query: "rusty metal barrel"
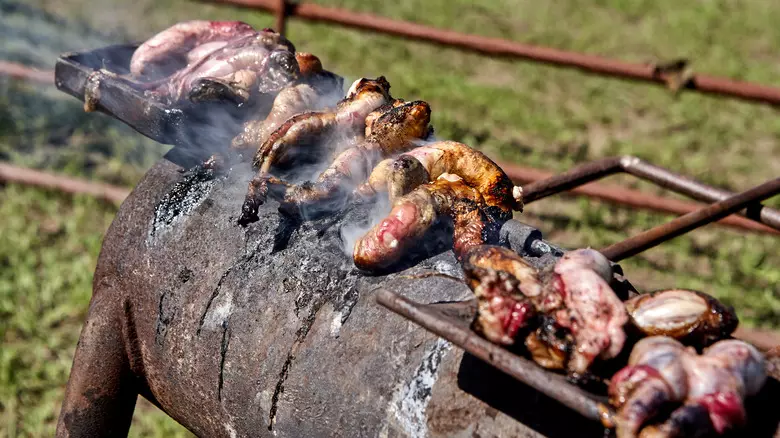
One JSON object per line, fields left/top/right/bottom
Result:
{"left": 56, "top": 158, "right": 613, "bottom": 438}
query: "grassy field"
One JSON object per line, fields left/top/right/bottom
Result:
{"left": 1, "top": 0, "right": 779, "bottom": 435}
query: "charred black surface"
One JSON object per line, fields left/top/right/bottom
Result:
{"left": 150, "top": 166, "right": 220, "bottom": 239}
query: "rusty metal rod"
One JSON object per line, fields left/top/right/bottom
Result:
{"left": 0, "top": 60, "right": 53, "bottom": 84}
{"left": 600, "top": 177, "right": 780, "bottom": 261}
{"left": 274, "top": 0, "right": 288, "bottom": 35}
{"left": 518, "top": 156, "right": 780, "bottom": 232}
{"left": 207, "top": 0, "right": 780, "bottom": 106}
{"left": 0, "top": 162, "right": 129, "bottom": 204}
{"left": 499, "top": 161, "right": 777, "bottom": 234}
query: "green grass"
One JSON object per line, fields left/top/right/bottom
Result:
{"left": 1, "top": 0, "right": 779, "bottom": 435}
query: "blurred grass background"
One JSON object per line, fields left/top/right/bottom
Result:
{"left": 1, "top": 0, "right": 778, "bottom": 435}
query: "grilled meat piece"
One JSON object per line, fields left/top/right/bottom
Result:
{"left": 625, "top": 289, "right": 738, "bottom": 346}
{"left": 462, "top": 245, "right": 545, "bottom": 306}
{"left": 609, "top": 337, "right": 767, "bottom": 438}
{"left": 129, "top": 20, "right": 261, "bottom": 79}
{"left": 159, "top": 36, "right": 299, "bottom": 103}
{"left": 271, "top": 100, "right": 432, "bottom": 218}
{"left": 251, "top": 77, "right": 392, "bottom": 173}
{"left": 231, "top": 76, "right": 343, "bottom": 153}
{"left": 609, "top": 337, "right": 690, "bottom": 438}
{"left": 551, "top": 249, "right": 628, "bottom": 376}
{"left": 85, "top": 26, "right": 300, "bottom": 109}
{"left": 356, "top": 141, "right": 523, "bottom": 221}
{"left": 353, "top": 175, "right": 492, "bottom": 271}
{"left": 524, "top": 317, "right": 575, "bottom": 371}
{"left": 353, "top": 155, "right": 431, "bottom": 203}
{"left": 466, "top": 266, "right": 536, "bottom": 345}
{"left": 463, "top": 247, "right": 627, "bottom": 377}
{"left": 239, "top": 78, "right": 403, "bottom": 224}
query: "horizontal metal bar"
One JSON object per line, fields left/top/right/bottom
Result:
{"left": 518, "top": 156, "right": 780, "bottom": 233}
{"left": 499, "top": 161, "right": 777, "bottom": 234}
{"left": 0, "top": 162, "right": 129, "bottom": 204}
{"left": 600, "top": 177, "right": 780, "bottom": 261}
{"left": 0, "top": 60, "right": 53, "bottom": 84}
{"left": 206, "top": 0, "right": 780, "bottom": 106}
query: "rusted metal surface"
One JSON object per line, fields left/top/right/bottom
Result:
{"left": 60, "top": 157, "right": 614, "bottom": 437}
{"left": 0, "top": 60, "right": 53, "bottom": 84}
{"left": 207, "top": 0, "right": 780, "bottom": 106}
{"left": 600, "top": 177, "right": 780, "bottom": 261}
{"left": 0, "top": 162, "right": 129, "bottom": 203}
{"left": 375, "top": 290, "right": 606, "bottom": 422}
{"left": 517, "top": 156, "right": 780, "bottom": 233}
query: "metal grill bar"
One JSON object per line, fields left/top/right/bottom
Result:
{"left": 520, "top": 156, "right": 780, "bottom": 232}
{"left": 600, "top": 177, "right": 780, "bottom": 261}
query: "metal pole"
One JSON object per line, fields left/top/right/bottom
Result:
{"left": 206, "top": 0, "right": 780, "bottom": 106}
{"left": 274, "top": 0, "right": 288, "bottom": 35}
{"left": 599, "top": 178, "right": 780, "bottom": 261}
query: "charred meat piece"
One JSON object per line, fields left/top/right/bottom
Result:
{"left": 265, "top": 100, "right": 432, "bottom": 219}
{"left": 524, "top": 317, "right": 574, "bottom": 370}
{"left": 466, "top": 266, "right": 536, "bottom": 345}
{"left": 251, "top": 77, "right": 392, "bottom": 173}
{"left": 609, "top": 337, "right": 767, "bottom": 438}
{"left": 239, "top": 78, "right": 397, "bottom": 224}
{"left": 356, "top": 141, "right": 523, "bottom": 221}
{"left": 353, "top": 175, "right": 493, "bottom": 271}
{"left": 625, "top": 289, "right": 738, "bottom": 346}
{"left": 231, "top": 75, "right": 344, "bottom": 153}
{"left": 462, "top": 245, "right": 545, "bottom": 306}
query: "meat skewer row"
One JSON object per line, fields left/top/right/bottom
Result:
{"left": 462, "top": 241, "right": 742, "bottom": 376}
{"left": 462, "top": 246, "right": 628, "bottom": 378}
{"left": 609, "top": 337, "right": 767, "bottom": 438}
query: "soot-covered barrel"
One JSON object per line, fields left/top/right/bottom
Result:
{"left": 59, "top": 158, "right": 608, "bottom": 438}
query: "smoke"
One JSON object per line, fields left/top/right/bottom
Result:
{"left": 0, "top": 0, "right": 125, "bottom": 68}
{"left": 1, "top": 5, "right": 432, "bottom": 265}
{"left": 338, "top": 190, "right": 392, "bottom": 259}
